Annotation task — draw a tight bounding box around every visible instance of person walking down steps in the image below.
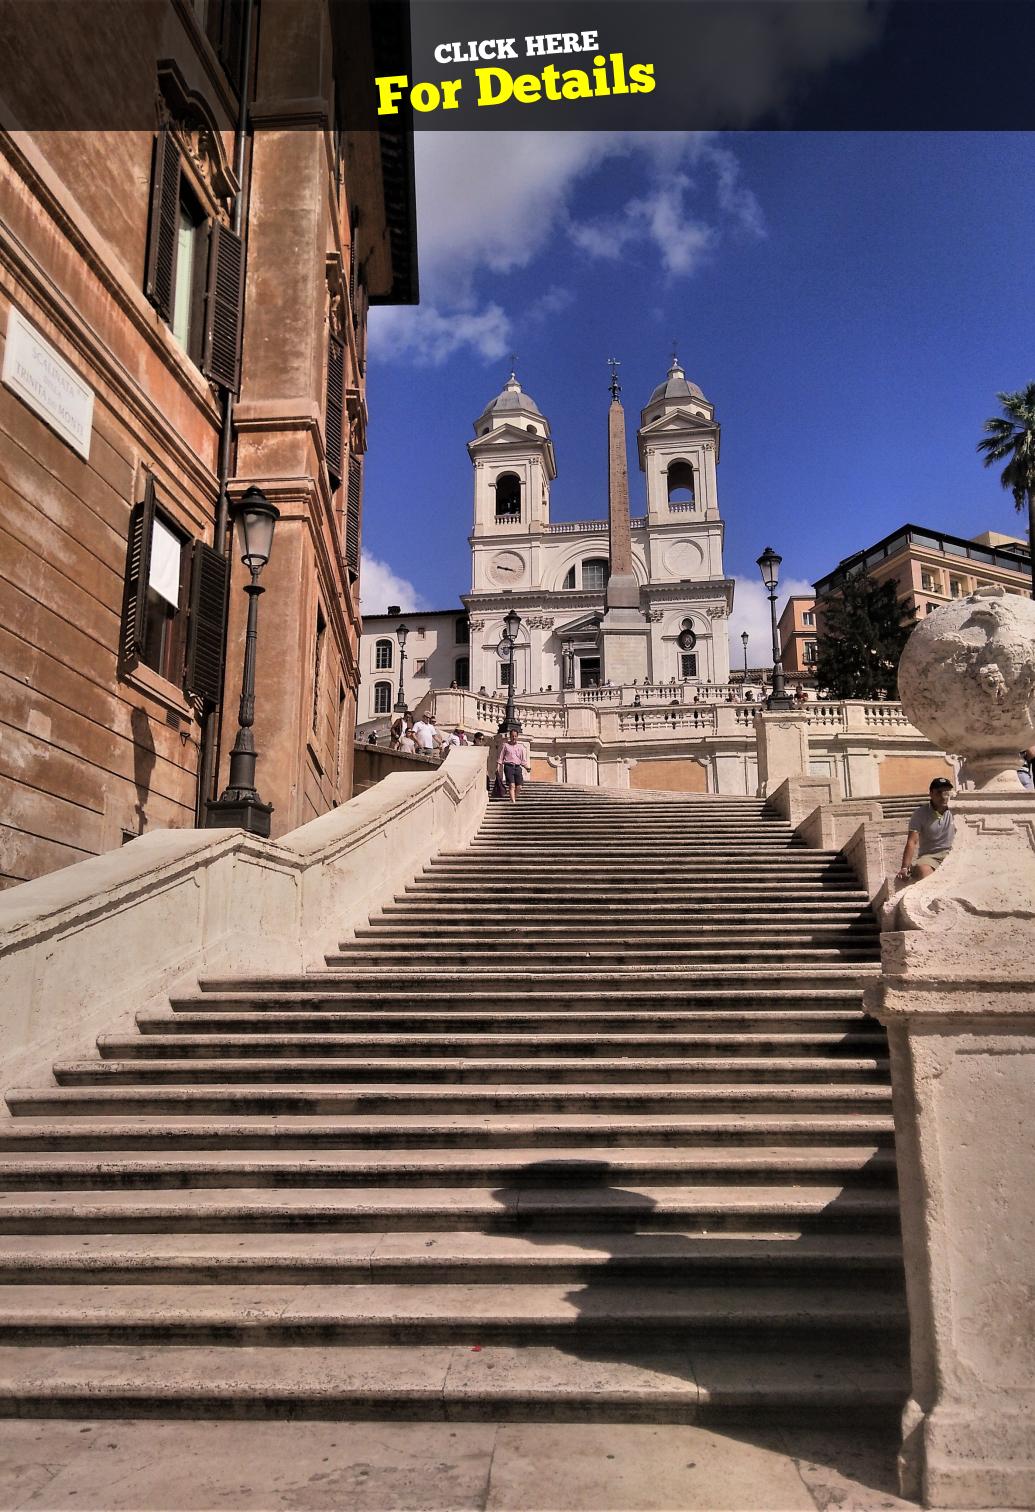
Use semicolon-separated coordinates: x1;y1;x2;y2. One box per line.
497;726;531;804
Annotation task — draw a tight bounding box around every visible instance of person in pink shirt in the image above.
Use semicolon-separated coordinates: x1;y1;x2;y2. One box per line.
497;726;531;804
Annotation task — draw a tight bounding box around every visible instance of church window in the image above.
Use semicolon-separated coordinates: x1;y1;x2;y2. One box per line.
667;460;696;506
373;681;392;714
500;663;513;687
455;617;469;644
495;472;521;519
562;565;576;590
582;558;610;591
374;638;393;670
455;656;470;688
680;653;698;679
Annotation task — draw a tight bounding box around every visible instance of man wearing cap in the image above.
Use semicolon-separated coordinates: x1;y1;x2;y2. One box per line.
896;777;955;884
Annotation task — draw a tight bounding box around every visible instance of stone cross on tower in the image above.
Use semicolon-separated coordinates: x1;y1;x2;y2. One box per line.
600;358;649;681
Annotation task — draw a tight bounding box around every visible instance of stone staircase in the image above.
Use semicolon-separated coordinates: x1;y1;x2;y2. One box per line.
0;783;908;1421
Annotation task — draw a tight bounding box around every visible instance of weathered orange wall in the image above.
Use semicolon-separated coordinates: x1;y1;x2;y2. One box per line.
530;758;557;783
879;756;954;795
629;759;709;793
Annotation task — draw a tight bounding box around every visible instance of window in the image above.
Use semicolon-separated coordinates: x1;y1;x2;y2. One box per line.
804;641;818;664
949;576;966;598
578;657;601;688
119;474;229;703
145;122;245;391
582;558;610;591
455;656;470;688
414;659;427;676
141;513;189;681
801;611;815;626
666;460;695;505
499;663;512;687
455;617;469;644
311;606;326;731
495;472;521;519
920;569;940;594
562;565;576;589
926;602;938;615
680;653;698;678
374;638;393;670
373;681;392;714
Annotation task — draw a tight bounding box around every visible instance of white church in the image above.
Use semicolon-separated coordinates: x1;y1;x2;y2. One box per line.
359;358;736;722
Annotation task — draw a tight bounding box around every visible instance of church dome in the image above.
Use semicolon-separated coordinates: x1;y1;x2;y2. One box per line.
476;372;545;428
647;357;706;406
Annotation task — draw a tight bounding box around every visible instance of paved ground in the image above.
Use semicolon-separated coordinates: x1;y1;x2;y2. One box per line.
0;1419;918;1511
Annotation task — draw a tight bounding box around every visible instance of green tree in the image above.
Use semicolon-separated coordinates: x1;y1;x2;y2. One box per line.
814;573;916;700
978;383;1035;598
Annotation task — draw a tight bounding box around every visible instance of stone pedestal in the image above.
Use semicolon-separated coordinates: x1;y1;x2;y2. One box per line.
753;710;809;796
869;795;1035;1507
600;611;650;685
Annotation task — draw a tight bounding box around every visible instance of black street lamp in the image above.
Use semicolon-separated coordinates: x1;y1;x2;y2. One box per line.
496;606;522;732
394;621;409;715
741;629;749;678
206;486;280;836
756;545;794;710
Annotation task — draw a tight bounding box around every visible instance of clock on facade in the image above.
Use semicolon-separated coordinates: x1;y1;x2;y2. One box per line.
488;551;525;586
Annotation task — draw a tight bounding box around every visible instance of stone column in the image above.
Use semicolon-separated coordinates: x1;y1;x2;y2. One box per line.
869;585;1035;1507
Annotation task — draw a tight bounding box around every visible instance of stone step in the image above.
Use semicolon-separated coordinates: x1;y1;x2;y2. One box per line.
180;987;869;1010
144;1009;877;1035
356;920;879;938
0;1144;896;1190
0;1229;905;1284
0;1183;901;1235
378;901;874;919
51;1056;890;1087
0;1339;907;1422
325;947;880;968
197;970;881;995
6;1084;894;1118
424;863;857;879
125;1028;886;1058
0;1280;908;1347
0;1113;897;1152
402;885;870;902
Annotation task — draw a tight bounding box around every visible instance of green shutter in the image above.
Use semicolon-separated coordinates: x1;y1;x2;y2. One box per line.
202;221;245;392
345;451;362;577
145;130;180;321
119;475;156;673
184;541;229;705
325;332;345;487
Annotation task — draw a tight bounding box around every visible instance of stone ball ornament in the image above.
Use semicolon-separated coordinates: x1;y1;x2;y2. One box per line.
897;584;1035;790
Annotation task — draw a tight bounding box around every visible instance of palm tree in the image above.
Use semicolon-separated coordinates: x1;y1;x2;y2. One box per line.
978;383;1035;598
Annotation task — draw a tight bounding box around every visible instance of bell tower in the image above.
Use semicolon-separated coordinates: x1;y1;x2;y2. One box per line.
467;371;556;597
638;357;721;526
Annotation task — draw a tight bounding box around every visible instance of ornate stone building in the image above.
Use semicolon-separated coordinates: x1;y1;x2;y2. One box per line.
463;361;734;696
0;0;417;886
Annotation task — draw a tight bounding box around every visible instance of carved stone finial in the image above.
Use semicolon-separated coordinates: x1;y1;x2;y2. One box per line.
897;584;1035;791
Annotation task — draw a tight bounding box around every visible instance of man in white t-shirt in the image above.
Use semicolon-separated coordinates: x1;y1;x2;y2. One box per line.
411;718;437;753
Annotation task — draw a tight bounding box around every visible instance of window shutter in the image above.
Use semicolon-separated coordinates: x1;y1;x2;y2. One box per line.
184;541;229;704
145;130;180;321
119;475;157;673
325;332;345;487
202;221;245;392
345;451;362;576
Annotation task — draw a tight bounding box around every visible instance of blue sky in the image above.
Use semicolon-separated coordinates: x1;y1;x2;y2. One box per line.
363;132;1035;656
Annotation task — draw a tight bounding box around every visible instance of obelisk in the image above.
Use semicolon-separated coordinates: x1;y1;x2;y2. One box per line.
600;359;649;683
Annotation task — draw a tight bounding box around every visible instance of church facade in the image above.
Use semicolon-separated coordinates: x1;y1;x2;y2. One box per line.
463;362;734;699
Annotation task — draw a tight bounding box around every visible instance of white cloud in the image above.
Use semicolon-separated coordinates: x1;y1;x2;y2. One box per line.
369;302;511;365
358;555;431;615
728;575;815;672
370;131;766;366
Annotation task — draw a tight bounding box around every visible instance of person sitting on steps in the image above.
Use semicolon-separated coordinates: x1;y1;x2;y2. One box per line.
896;777;955;884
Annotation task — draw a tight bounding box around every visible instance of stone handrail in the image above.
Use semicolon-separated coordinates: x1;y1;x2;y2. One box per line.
0;748;489;1090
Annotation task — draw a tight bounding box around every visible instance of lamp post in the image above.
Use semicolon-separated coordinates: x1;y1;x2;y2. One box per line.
756;546;794;710
206;486;280;836
393;621;409;715
741;629;749;679
496;606;522;732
